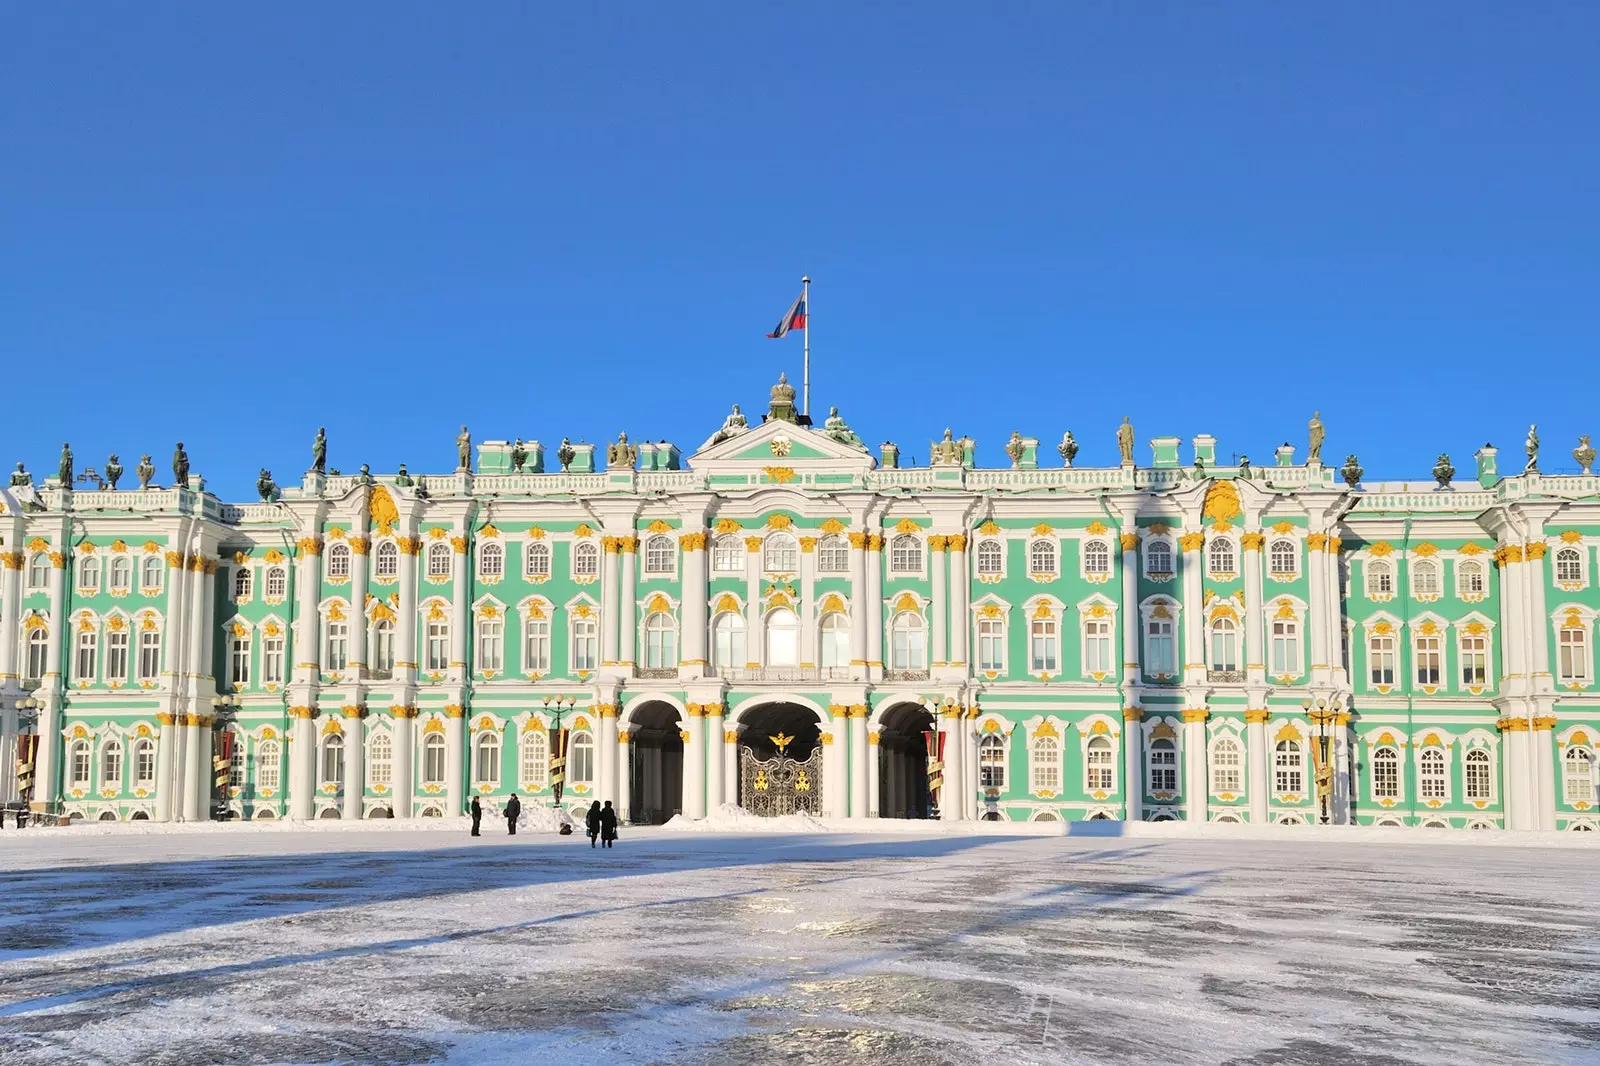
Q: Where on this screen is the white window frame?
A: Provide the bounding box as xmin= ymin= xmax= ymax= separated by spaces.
xmin=141 ymin=556 xmax=165 ymax=593
xmin=1029 ymin=539 xmax=1057 ymax=577
xmin=524 ymin=541 xmax=552 ymax=579
xmin=477 ymin=617 xmax=504 ymax=673
xmin=1456 ymin=558 xmax=1486 ymax=599
xmin=1147 ymin=737 xmax=1177 ymax=793
xmin=816 ymin=535 xmax=849 ymax=573
xmin=474 ymin=731 xmax=502 ymax=786
xmin=1085 ymin=735 xmax=1115 ymax=792
xmin=1273 ymin=739 xmax=1304 ymax=795
xmin=1411 ymin=558 xmax=1441 ymax=599
xmin=571 ymin=541 xmax=599 ymax=579
xmin=1366 ymin=559 xmax=1394 ymax=599
xmin=374 ymin=540 xmax=399 ymax=579
xmin=975 ymin=538 xmax=1005 ymax=578
xmin=1208 ymin=537 xmax=1236 ymax=578
xmin=264 ymin=565 xmax=287 ymax=600
xmin=711 ymin=536 xmax=744 ymax=574
xmin=1371 ymin=744 xmax=1401 ymax=801
xmin=1463 ymin=746 xmax=1493 ymax=803
xmin=711 ymin=611 xmax=746 ymax=670
xmin=888 ymin=534 xmax=923 ymax=575
xmin=1418 ymin=745 xmax=1449 ymax=802
xmin=369 ymin=731 xmax=393 ymax=790
xmin=1563 ymin=746 xmax=1595 ymax=806
xmin=1144 ymin=538 xmax=1174 ymax=579
xmin=1082 ymin=539 xmax=1111 ymax=579
xmin=479 ymin=542 xmax=505 ymax=580
xmin=1029 ymin=735 xmax=1061 ymax=792
xmin=1268 ymin=539 xmax=1298 ymax=578
xmin=571 ymin=615 xmax=598 ymax=672
xmin=763 ymin=533 xmax=799 ymax=575
xmin=643 ymin=611 xmax=676 ymax=669
xmin=888 ymin=610 xmax=925 ymax=671
xmin=426 ymin=542 xmax=453 ymax=579
xmin=643 ymin=535 xmax=676 ymax=576
xmin=325 ymin=542 xmax=351 ymax=580
xmin=520 ymin=727 xmax=549 ymax=790
xmin=77 ymin=555 xmax=101 ymax=594
xmin=1210 ymin=735 xmax=1243 ymax=795
xmin=109 ymin=555 xmax=132 ymax=593
xmin=978 ymin=733 xmax=1006 ymax=790
xmin=523 ymin=615 xmax=551 ymax=673
xmin=1082 ymin=616 xmax=1113 ymax=677
xmin=1554 ymin=546 xmax=1586 ymax=588
xmin=976 ymin=614 xmax=1006 ymax=673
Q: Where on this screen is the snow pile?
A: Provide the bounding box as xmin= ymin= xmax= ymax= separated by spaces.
xmin=662 ymin=803 xmax=832 ymax=834
xmin=517 ymin=805 xmax=577 ymax=833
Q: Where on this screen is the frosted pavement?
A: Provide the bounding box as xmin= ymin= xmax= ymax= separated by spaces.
xmin=1 ymin=825 xmax=1596 ymax=1065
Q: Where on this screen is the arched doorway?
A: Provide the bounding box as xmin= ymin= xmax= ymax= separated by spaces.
xmin=737 ymin=702 xmax=822 ymax=817
xmin=628 ymin=701 xmax=684 ymax=825
xmin=878 ymin=703 xmax=935 ymax=819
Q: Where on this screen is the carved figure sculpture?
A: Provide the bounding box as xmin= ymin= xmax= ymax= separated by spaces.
xmin=312 ymin=427 xmax=327 ymax=474
xmin=58 ymin=443 xmax=73 ymax=486
xmin=822 ymin=406 xmax=865 ymax=449
xmin=257 ymin=469 xmax=277 ymax=502
xmin=10 ymin=462 xmax=31 ymax=488
xmin=457 ymin=426 xmax=472 ymax=471
xmin=1308 ymin=411 xmax=1325 ymax=463
xmin=931 ymin=429 xmax=963 ymax=466
xmin=608 ymin=431 xmax=638 ymax=470
xmin=395 ymin=464 xmax=414 ymax=487
xmin=1117 ymin=417 xmax=1135 ymax=466
xmin=172 ymin=443 xmax=190 ymax=489
xmin=105 ymin=454 xmax=123 ymax=490
xmin=1525 ymin=424 xmax=1539 ymax=472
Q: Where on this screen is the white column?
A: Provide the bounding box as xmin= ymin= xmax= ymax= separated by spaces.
xmin=1243 ymin=533 xmax=1266 ymax=680
xmin=618 ymin=539 xmax=637 ymax=670
xmin=444 ymin=709 xmax=464 ymax=817
xmin=744 ymin=537 xmax=761 ymax=666
xmin=866 ymin=536 xmax=884 ymax=675
xmin=1333 ymin=712 xmax=1352 ymax=824
xmin=1124 ymin=709 xmax=1143 ymax=822
xmin=348 ymin=536 xmax=370 ymax=674
xmin=948 ymin=537 xmax=970 ymax=670
xmin=295 ymin=539 xmax=322 ymax=683
xmin=597 ymin=704 xmax=617 ymax=804
xmin=799 ymin=542 xmax=816 ymax=667
xmin=1534 ymin=721 xmax=1557 ymax=830
xmin=1120 ymin=533 xmax=1141 ymax=685
xmin=154 ymin=711 xmax=177 ymax=821
xmin=393 ymin=710 xmax=414 ymax=817
xmin=449 ymin=538 xmax=469 ymax=681
xmin=182 ymin=713 xmax=204 ymax=821
xmin=1246 ymin=710 xmax=1269 ymax=823
xmin=396 ymin=535 xmax=419 ymax=681
xmin=617 ymin=730 xmax=632 ymax=821
xmin=680 ymin=531 xmax=707 ymax=672
xmin=938 ymin=709 xmax=962 ymax=819
xmin=849 ymin=705 xmax=868 ymax=817
xmin=722 ymin=722 xmax=740 ymax=807
xmin=1183 ymin=710 xmax=1208 ymax=823
xmin=849 ymin=533 xmax=868 ymax=675
xmin=1181 ymin=534 xmax=1204 ymax=679
xmin=823 ymin=707 xmax=846 ymax=817
xmin=684 ymin=706 xmax=706 ymax=818
xmin=34 ymin=550 xmax=68 ymax=805
xmin=0 ymin=552 xmax=21 ymax=684
xmin=866 ymin=727 xmax=880 ymax=816
xmin=930 ymin=538 xmax=948 ymax=667
xmin=342 ymin=708 xmax=365 ymax=820
xmin=290 ymin=708 xmax=315 ymax=819
xmin=600 ymin=539 xmax=621 ymax=666
xmin=705 ymin=704 xmax=725 ymax=813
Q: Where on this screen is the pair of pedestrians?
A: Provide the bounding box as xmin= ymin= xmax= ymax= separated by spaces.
xmin=584 ymin=800 xmax=618 ymax=848
xmin=469 ymin=794 xmax=521 ymax=836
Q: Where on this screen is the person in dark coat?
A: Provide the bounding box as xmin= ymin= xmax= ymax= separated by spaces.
xmin=469 ymin=796 xmax=482 ymax=837
xmin=585 ymin=801 xmax=602 ymax=848
xmin=505 ymin=793 xmax=521 ymax=836
xmin=599 ymin=800 xmax=618 ymax=848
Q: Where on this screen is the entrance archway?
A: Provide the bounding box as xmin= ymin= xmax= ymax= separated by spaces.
xmin=878 ymin=703 xmax=935 ymax=819
xmin=737 ymin=702 xmax=823 ymax=817
xmin=628 ymin=701 xmax=684 ymax=825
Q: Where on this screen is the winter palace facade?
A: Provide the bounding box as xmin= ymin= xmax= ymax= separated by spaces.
xmin=2 ymin=378 xmax=1598 ymax=831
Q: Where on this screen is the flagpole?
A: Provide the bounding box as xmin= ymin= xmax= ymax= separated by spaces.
xmin=801 ymin=275 xmax=811 ymax=418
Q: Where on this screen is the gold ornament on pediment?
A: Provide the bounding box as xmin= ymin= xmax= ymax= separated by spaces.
xmin=326 ymin=601 xmax=347 ymax=621
xmin=893 ymin=517 xmax=922 ymax=534
xmin=327 ymin=526 xmax=348 ymax=541
xmin=479 ymin=603 xmax=500 ymax=619
xmin=762 ymin=466 xmax=797 ymax=484
xmin=978 ymin=520 xmax=1001 ymax=536
xmin=27 ymin=537 xmax=49 ymax=552
xmin=1367 ymin=541 xmax=1394 ymax=557
xmin=1272 ymin=521 xmax=1294 ymax=534
xmin=820 ymin=517 xmax=847 ymax=534
xmin=714 ymin=518 xmax=743 ymax=534
xmin=320 ymin=719 xmax=344 ymax=736
xmin=572 ymin=603 xmax=593 ymax=618
xmin=766 ymin=514 xmax=794 ymax=530
xmin=77 ymin=541 xmax=97 ymax=555
xmin=426 ymin=527 xmax=448 ymax=541
xmin=1034 ymin=720 xmax=1059 ymax=739
xmin=893 ymin=592 xmax=919 ymax=613
xmin=1458 ymin=541 xmax=1486 ymax=556
xmin=1371 ymin=620 xmax=1394 ymax=635
xmin=979 ymin=603 xmax=1003 ymax=618
xmin=1412 ymin=542 xmax=1439 ymax=557
xmin=819 ymin=593 xmax=845 ymax=614
xmin=1032 ymin=601 xmax=1054 ymax=620
xmin=1559 ymin=530 xmax=1583 ymax=544
xmin=1274 ymin=722 xmax=1304 ymax=743
xmin=1274 ymin=600 xmax=1295 ymax=619
xmin=1419 ymin=620 xmax=1438 ymax=635
xmin=713 ymin=593 xmax=740 ymax=614
xmin=646 ymin=592 xmax=671 ymax=614
xmin=1202 ymin=481 xmax=1242 ymax=524
xmin=1085 ymin=520 xmax=1108 ymax=535
xmin=644 ymin=519 xmax=672 ymax=534
xmin=1179 ymin=532 xmax=1205 ymax=552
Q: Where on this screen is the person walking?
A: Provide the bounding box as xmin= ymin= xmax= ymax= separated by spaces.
xmin=469 ymin=795 xmax=482 ymax=837
xmin=585 ymin=801 xmax=602 ymax=848
xmin=599 ymin=800 xmax=619 ymax=848
xmin=505 ymin=793 xmax=521 ymax=836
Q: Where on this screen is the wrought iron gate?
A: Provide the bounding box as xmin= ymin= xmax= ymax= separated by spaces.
xmin=739 ymin=746 xmax=823 ymax=818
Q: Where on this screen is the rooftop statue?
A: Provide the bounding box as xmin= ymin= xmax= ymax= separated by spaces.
xmin=700 ymin=404 xmax=749 ymax=451
xmin=172 ymin=443 xmax=190 ymax=489
xmin=821 ymin=405 xmax=865 ymax=450
xmin=1005 ymin=432 xmax=1025 ymax=468
xmin=257 ymin=469 xmax=277 ymax=502
xmin=311 ymin=427 xmax=327 ymax=474
xmin=768 ymin=373 xmax=798 ymax=424
xmin=931 ymin=428 xmax=963 ymax=466
xmin=608 ymin=431 xmax=638 ymax=470
xmin=1117 ymin=417 xmax=1135 ymax=466
xmin=58 ymin=443 xmax=73 ymax=486
xmin=1576 ymin=435 xmax=1596 ymax=476
xmin=556 ymin=438 xmax=576 ymax=472
xmin=1308 ymin=411 xmax=1325 ymax=463
xmin=1057 ymin=430 xmax=1079 ymax=468
xmin=10 ymin=462 xmax=31 ymax=488
xmin=395 ymin=464 xmax=413 ymax=487
xmin=457 ymin=426 xmax=472 ymax=472
xmin=1525 ymin=424 xmax=1539 ymax=472
xmin=105 ymin=454 xmax=123 ymax=491
xmin=136 ymin=455 xmax=154 ymax=490
xmin=511 ymin=438 xmax=529 ymax=473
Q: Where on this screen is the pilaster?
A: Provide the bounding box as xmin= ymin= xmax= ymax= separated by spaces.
xmin=342 ymin=705 xmax=366 ymax=820
xmin=1245 ymin=708 xmax=1270 ymax=823
xmin=704 ymin=702 xmax=725 ymax=812
xmin=1123 ymin=706 xmax=1143 ymax=822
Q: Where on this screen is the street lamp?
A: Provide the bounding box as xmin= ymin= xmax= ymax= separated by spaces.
xmin=1301 ymin=695 xmax=1343 ymax=825
xmin=542 ymin=695 xmax=576 ymax=808
xmin=210 ymin=694 xmax=241 ymax=820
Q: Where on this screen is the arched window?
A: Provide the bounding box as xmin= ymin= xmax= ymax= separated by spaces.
xmin=374 ymin=540 xmax=399 ymax=578
xmin=523 ymin=614 xmax=550 ymax=673
xmin=425 ymin=616 xmax=449 ymax=672
xmin=1208 ymin=538 xmax=1235 ymax=577
xmin=1029 ymin=540 xmax=1056 ymax=576
xmin=1209 ymin=617 xmax=1239 ymax=672
xmin=889 ymin=611 xmax=925 ymax=671
xmin=264 ymin=565 xmax=286 ymax=600
xmin=712 ymin=612 xmax=745 ymax=670
xmin=1558 ymin=624 xmax=1590 ymax=685
xmin=141 ymin=555 xmax=164 ymax=592
xmin=1145 ymin=615 xmax=1175 ymax=676
xmin=24 ymin=625 xmax=48 ymax=681
xmin=1086 ymin=735 xmax=1114 ymax=791
xmin=571 ymin=616 xmax=598 ymax=672
xmin=109 ymin=555 xmax=132 ymax=592
xmin=133 ymin=738 xmax=156 ymax=787
xmin=69 ymin=740 xmax=91 ymax=789
xmin=976 ymin=539 xmax=1004 ymax=576
xmin=1148 ymin=738 xmax=1177 ymax=792
xmin=1083 ymin=540 xmax=1110 ymax=577
xmin=1460 ymin=629 xmax=1487 ymax=687
xmin=1269 ymin=539 xmax=1297 ymax=576
xmin=321 ymin=734 xmax=344 ymax=786
xmin=520 ymin=728 xmax=548 ymax=790
xmin=524 ymin=541 xmax=551 ymax=579
xmin=644 ymin=535 xmax=675 ymax=575
xmin=422 ymin=733 xmax=447 ymax=786
xmin=1464 ymin=748 xmax=1491 ymax=801
xmin=1274 ymin=740 xmax=1303 ymax=794
xmin=1555 ymin=547 xmax=1584 ymax=585
xmin=572 ymin=541 xmax=599 ymax=577
xmin=369 ymin=732 xmax=393 ymax=790
xmin=1030 ymin=734 xmax=1060 ymax=791
xmin=257 ymin=739 xmax=281 ymax=793
xmin=1083 ymin=617 xmax=1113 ymax=675
xmin=234 ymin=568 xmax=252 ymax=601
xmin=765 ymin=607 xmax=800 ymax=666
xmin=1369 ymin=631 xmax=1397 ymax=686
xmin=371 ymin=618 xmax=394 ymax=674
xmin=28 ymin=552 xmax=49 ymax=589
xmin=78 ymin=555 xmax=101 ymax=593
xmin=101 ymin=740 xmax=123 ymax=791
xmin=326 ymin=542 xmax=351 ymax=580
xmin=1419 ymin=747 xmax=1447 ymax=800
xmin=475 ymin=731 xmax=501 ymax=786
xmin=643 ymin=611 xmax=676 ymax=669
xmin=1563 ymin=747 xmax=1594 ymax=805
xmin=1029 ymin=615 xmax=1058 ymax=673
xmin=75 ymin=626 xmax=99 ymax=682
xmin=1413 ymin=559 xmax=1440 ymax=597
xmin=817 ymin=536 xmax=848 ymax=573
xmin=479 ymin=542 xmax=504 ymax=579
xmin=570 ymin=733 xmax=595 ymax=786
xmin=477 ymin=617 xmax=503 ymax=672
xmin=1210 ymin=737 xmax=1242 ymax=794
xmin=979 ymin=734 xmax=1006 ymax=789
xmin=1457 ymin=559 xmax=1485 ymax=597
xmin=819 ymin=612 xmax=849 ymax=668
xmin=1145 ymin=540 xmax=1173 ymax=577
xmin=426 ymin=542 xmax=452 ymax=579
xmin=889 ymin=534 xmax=922 ymax=574
xmin=1372 ymin=745 xmax=1400 ymax=800
xmin=1270 ymin=617 xmax=1299 ymax=676
xmin=712 ymin=536 xmax=743 ymax=574
xmin=1366 ymin=560 xmax=1393 ymax=597
xmin=977 ymin=614 xmax=1005 ymax=673
xmin=763 ymin=533 xmax=798 ymax=574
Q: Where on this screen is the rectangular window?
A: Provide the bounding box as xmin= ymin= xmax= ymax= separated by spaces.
xmin=977 ymin=617 xmax=1005 ymax=673
xmin=1460 ymin=634 xmax=1487 ymax=687
xmin=1369 ymin=635 xmax=1396 ymax=687
xmin=325 ymin=622 xmax=348 ymax=672
xmin=1029 ymin=619 xmax=1058 ymax=673
xmin=1084 ymin=620 xmax=1112 ymax=676
xmin=75 ymin=631 xmax=98 ymax=683
xmin=106 ymin=629 xmax=129 ymax=682
xmin=71 ymin=746 xmax=91 ymax=788
xmin=1270 ymin=619 xmax=1299 ymax=676
xmin=572 ymin=619 xmax=598 ymax=672
xmin=137 ymin=630 xmax=161 ymax=681
xmin=1558 ymin=628 xmax=1588 ymax=684
xmin=262 ymin=637 xmax=285 ymax=685
xmin=230 ymin=637 xmax=251 ymax=686
xmin=1145 ymin=619 xmax=1175 ymax=676
xmin=478 ymin=620 xmax=503 ymax=672
xmin=257 ymin=743 xmax=281 ymax=793
xmin=1415 ymin=635 xmax=1441 ymax=686
xmin=524 ymin=619 xmax=551 ymax=673
xmin=135 ymin=743 xmax=155 ymax=786
xmin=1464 ymin=752 xmax=1492 ymax=801
xmin=426 ymin=621 xmax=449 ymax=672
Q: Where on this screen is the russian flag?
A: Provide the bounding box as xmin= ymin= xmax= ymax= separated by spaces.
xmin=766 ymin=292 xmax=807 ymax=338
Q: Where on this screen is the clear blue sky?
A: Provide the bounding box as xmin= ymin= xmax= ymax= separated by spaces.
xmin=4 ymin=4 xmax=1596 ymax=495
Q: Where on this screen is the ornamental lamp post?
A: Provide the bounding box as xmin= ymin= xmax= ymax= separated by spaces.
xmin=543 ymin=695 xmax=576 ymax=809
xmin=1301 ymin=695 xmax=1342 ymax=825
xmin=211 ymin=694 xmax=241 ymax=820
xmin=14 ymin=697 xmax=42 ymax=822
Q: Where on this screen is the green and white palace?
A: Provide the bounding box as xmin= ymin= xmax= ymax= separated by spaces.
xmin=3 ymin=377 xmax=1599 ymax=830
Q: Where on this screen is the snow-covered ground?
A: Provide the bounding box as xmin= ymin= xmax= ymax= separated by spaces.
xmin=1 ymin=824 xmax=1596 ymax=1065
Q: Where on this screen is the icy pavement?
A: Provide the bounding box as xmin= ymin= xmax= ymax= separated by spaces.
xmin=0 ymin=826 xmax=1596 ymax=1065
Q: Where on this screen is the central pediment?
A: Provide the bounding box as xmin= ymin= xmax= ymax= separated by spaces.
xmin=688 ymin=416 xmax=875 ymax=477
